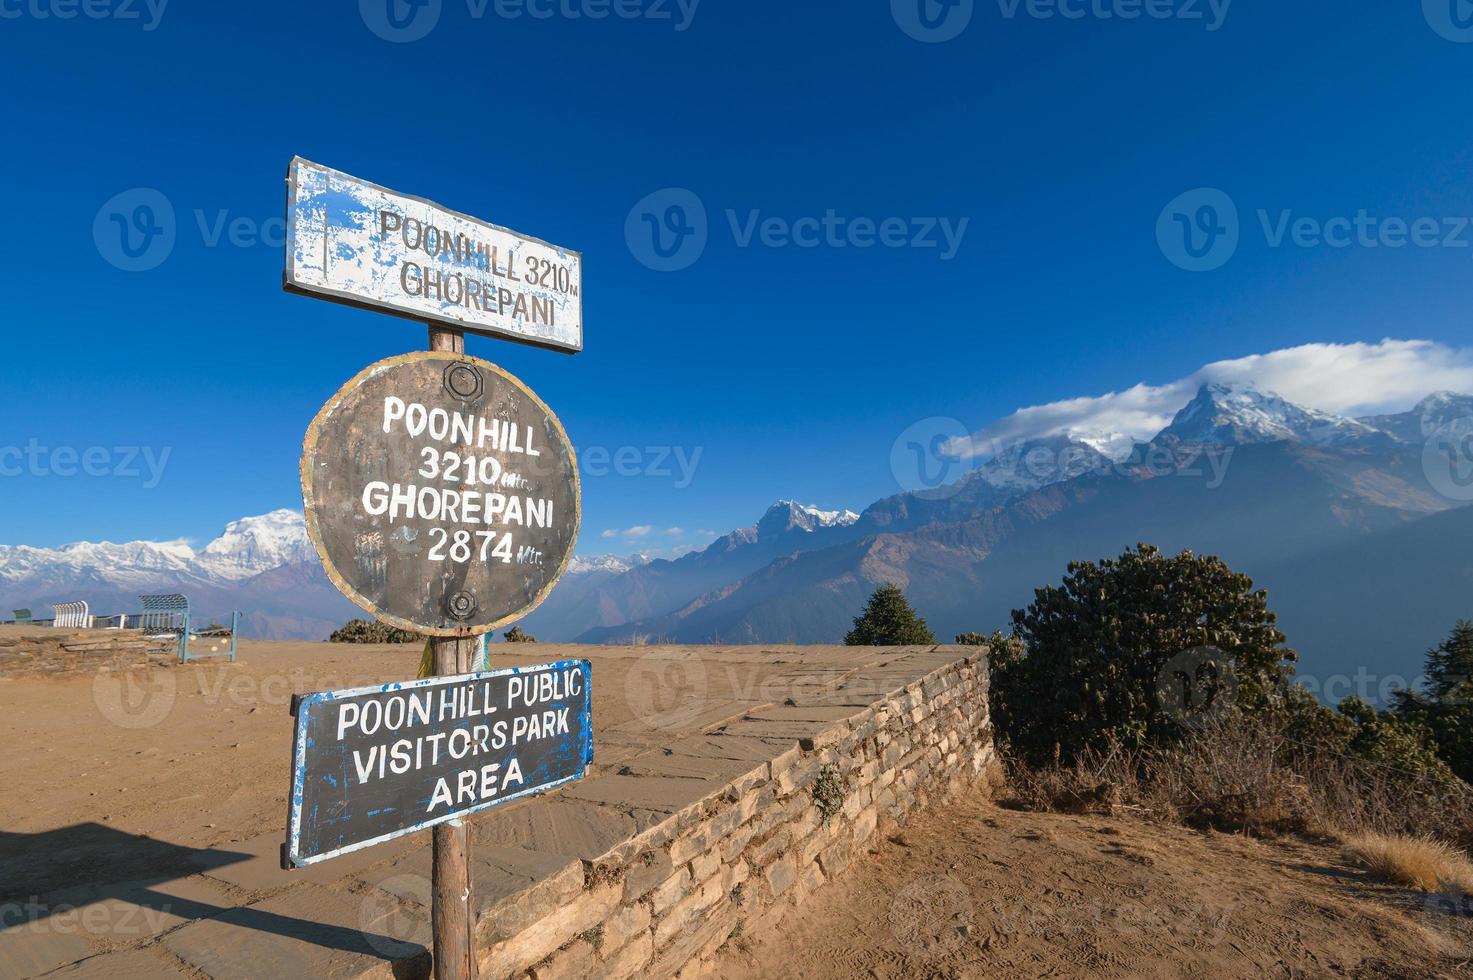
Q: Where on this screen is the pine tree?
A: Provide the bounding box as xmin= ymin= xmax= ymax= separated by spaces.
xmin=1417 ymin=620 xmax=1473 ymax=784
xmin=845 ymin=584 xmax=936 ymax=646
xmin=1427 ymin=620 xmax=1473 ymax=702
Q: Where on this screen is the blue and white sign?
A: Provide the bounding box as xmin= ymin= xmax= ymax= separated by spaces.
xmin=286 ymin=658 xmax=593 ymax=866
xmin=284 ymin=157 xmax=583 ymax=353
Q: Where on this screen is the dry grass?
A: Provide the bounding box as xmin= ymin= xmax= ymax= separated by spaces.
xmin=1002 ymin=710 xmax=1473 ymax=853
xmin=1344 ymin=833 xmax=1473 ymax=894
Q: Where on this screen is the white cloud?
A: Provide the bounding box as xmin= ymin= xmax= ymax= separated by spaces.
xmin=601 ymin=525 xmax=654 ymax=539
xmin=948 ymin=339 xmax=1473 ymax=459
xmin=664 ymin=527 xmax=684 ymax=536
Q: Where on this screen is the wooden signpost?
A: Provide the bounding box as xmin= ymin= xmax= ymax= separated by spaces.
xmin=283 ymin=160 xmax=585 ymax=980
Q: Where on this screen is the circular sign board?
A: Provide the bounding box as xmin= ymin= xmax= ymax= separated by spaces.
xmin=301 ymin=351 xmax=580 ymax=636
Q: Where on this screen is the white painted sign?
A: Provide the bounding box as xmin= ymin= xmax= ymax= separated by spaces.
xmin=284 ymin=157 xmax=582 ymax=353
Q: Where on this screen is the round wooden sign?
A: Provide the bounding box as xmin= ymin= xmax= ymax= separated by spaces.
xmin=301 ymin=351 xmax=580 ymax=636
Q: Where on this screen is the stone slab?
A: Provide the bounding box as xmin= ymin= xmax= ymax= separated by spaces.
xmin=162 ymin=883 xmax=428 ymax=980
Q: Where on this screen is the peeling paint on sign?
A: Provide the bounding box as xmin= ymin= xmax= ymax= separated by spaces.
xmin=301 ymin=351 xmax=580 ymax=636
xmin=286 ymin=659 xmax=593 ymax=866
xmin=284 ymin=157 xmax=583 ymax=353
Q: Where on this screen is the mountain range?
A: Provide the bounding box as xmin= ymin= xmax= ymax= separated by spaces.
xmin=3 ymin=383 xmax=1471 ymax=695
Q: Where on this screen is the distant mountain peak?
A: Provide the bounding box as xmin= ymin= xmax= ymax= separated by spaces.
xmin=1158 ymin=382 xmax=1381 ymax=448
xmin=974 ymin=433 xmax=1114 ymax=493
xmin=758 ymin=500 xmax=860 ymax=537
xmin=199 ymin=509 xmax=315 ymax=574
xmin=567 ymin=552 xmax=653 ymax=576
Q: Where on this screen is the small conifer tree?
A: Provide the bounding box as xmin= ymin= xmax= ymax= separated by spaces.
xmin=845 ymin=584 xmax=936 ymax=646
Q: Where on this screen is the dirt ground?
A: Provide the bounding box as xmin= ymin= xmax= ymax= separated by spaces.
xmin=0 ymin=635 xmax=672 ymax=898
xmin=708 ymin=794 xmax=1473 ymax=979
xmin=7 ymin=632 xmax=1472 ymax=978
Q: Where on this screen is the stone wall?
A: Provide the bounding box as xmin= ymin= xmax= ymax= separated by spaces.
xmin=483 ymin=648 xmax=996 ymax=979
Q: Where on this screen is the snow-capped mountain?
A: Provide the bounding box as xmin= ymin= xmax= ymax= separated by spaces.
xmin=756 ymin=500 xmax=859 ymax=537
xmin=567 ymin=553 xmax=654 ymax=576
xmin=1357 ymin=391 xmax=1473 ymax=443
xmin=973 ymin=434 xmax=1115 ymax=493
xmin=0 ymin=509 xmax=314 ymax=592
xmin=198 ymin=509 xmax=316 ymax=578
xmin=1156 ymin=383 xmax=1385 ymax=448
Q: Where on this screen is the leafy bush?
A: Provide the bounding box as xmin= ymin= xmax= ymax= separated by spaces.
xmin=992 ymin=545 xmax=1473 ymax=851
xmin=329 ymin=619 xmax=422 ymax=644
xmin=503 ymin=625 xmax=537 ymax=643
xmin=845 ymin=584 xmax=936 ymax=646
xmin=994 ymin=544 xmax=1295 ymax=767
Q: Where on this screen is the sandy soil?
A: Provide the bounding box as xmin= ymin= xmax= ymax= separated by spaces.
xmin=708 ymin=794 xmax=1473 ymax=979
xmin=0 ymin=637 xmax=667 ymax=898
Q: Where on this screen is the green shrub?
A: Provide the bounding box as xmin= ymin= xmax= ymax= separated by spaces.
xmin=328 ymin=619 xmax=422 ymax=644
xmin=995 ymin=544 xmax=1294 ymax=767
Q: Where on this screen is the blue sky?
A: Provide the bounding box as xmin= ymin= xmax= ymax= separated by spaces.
xmin=3 ymin=0 xmax=1472 ymax=555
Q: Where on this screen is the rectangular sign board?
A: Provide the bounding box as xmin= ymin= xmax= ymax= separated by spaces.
xmin=286 ymin=659 xmax=592 ymax=867
xmin=284 ymin=157 xmax=583 ymax=353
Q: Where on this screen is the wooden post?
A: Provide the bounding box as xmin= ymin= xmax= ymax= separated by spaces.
xmin=428 ymin=324 xmax=478 ymax=980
